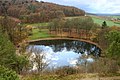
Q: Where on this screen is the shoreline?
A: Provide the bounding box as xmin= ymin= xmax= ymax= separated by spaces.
xmin=27 ymin=37 xmax=102 ymax=50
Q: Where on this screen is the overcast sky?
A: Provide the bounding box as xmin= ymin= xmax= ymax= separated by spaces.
xmin=37 ymin=0 xmax=120 ymax=14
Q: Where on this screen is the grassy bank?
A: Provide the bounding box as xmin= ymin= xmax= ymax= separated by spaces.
xmin=22 ymin=73 xmax=98 ymax=80
xmin=90 ymin=16 xmax=120 ymax=27
xmin=29 ymin=29 xmax=56 ymax=40
xmin=65 ymin=15 xmax=120 ymax=27
xmin=109 ymin=16 xmax=120 ymax=19
xmin=23 ymin=22 xmax=49 ymax=27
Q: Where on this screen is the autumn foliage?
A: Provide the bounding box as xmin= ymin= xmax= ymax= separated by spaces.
xmin=0 ymin=0 xmax=85 ymax=23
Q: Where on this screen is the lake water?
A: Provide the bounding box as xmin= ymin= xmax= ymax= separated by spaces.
xmin=28 ymin=39 xmax=101 ymax=70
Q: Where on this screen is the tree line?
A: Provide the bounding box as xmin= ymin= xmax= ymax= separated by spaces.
xmin=0 ymin=0 xmax=85 ymax=23
xmin=49 ymin=16 xmax=100 ymax=39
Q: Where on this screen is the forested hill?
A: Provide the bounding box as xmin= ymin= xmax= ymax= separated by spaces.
xmin=0 ymin=0 xmax=85 ymax=23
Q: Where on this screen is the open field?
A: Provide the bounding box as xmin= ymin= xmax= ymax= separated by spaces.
xmin=65 ymin=16 xmax=84 ymax=19
xmin=29 ymin=29 xmax=56 ymax=40
xmin=109 ymin=16 xmax=120 ymax=19
xmin=23 ymin=22 xmax=49 ymax=27
xmin=90 ymin=15 xmax=120 ymax=27
xmin=66 ymin=15 xmax=120 ymax=27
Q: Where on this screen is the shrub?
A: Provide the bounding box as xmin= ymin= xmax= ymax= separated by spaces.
xmin=87 ymin=58 xmax=119 ymax=73
xmin=0 ymin=65 xmax=19 ymax=80
xmin=55 ymin=66 xmax=77 ymax=76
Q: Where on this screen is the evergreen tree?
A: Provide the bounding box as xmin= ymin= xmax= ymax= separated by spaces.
xmin=0 ymin=28 xmax=28 ymax=74
xmin=102 ymin=21 xmax=107 ymax=29
xmin=0 ymin=65 xmax=19 ymax=80
xmin=106 ymin=30 xmax=120 ymax=65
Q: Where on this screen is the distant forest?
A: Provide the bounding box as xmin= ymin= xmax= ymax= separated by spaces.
xmin=0 ymin=0 xmax=85 ymax=23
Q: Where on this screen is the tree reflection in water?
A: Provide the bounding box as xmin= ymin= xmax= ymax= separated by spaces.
xmin=28 ymin=39 xmax=101 ymax=68
xmin=30 ymin=39 xmax=101 ymax=57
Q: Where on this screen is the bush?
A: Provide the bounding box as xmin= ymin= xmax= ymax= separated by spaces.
xmin=87 ymin=58 xmax=119 ymax=73
xmin=0 ymin=29 xmax=29 ymax=74
xmin=0 ymin=65 xmax=19 ymax=80
xmin=55 ymin=66 xmax=77 ymax=76
xmin=0 ymin=31 xmax=17 ymax=69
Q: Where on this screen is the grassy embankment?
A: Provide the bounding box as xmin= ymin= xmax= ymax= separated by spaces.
xmin=24 ymin=22 xmax=56 ymax=40
xmin=90 ymin=15 xmax=120 ymax=27
xmin=65 ymin=15 xmax=120 ymax=27
xmin=109 ymin=16 xmax=120 ymax=19
xmin=29 ymin=29 xmax=56 ymax=40
xmin=24 ymin=22 xmax=49 ymax=27
xmin=108 ymin=16 xmax=120 ymax=24
xmin=22 ymin=73 xmax=99 ymax=80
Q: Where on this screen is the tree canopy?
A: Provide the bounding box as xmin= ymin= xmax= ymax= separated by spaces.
xmin=0 ymin=28 xmax=28 ymax=74
xmin=0 ymin=65 xmax=19 ymax=80
xmin=106 ymin=30 xmax=120 ymax=64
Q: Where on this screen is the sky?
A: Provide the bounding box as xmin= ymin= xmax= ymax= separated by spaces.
xmin=30 ymin=45 xmax=94 ymax=70
xmin=37 ymin=0 xmax=120 ymax=14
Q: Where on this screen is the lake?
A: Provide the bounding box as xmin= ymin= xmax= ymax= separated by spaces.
xmin=28 ymin=39 xmax=101 ymax=70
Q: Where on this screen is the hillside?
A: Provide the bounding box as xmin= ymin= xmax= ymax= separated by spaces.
xmin=86 ymin=12 xmax=120 ymax=27
xmin=0 ymin=0 xmax=85 ymax=23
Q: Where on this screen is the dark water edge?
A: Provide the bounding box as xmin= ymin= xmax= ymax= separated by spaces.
xmin=29 ymin=39 xmax=101 ymax=57
xmin=27 ymin=39 xmax=101 ymax=68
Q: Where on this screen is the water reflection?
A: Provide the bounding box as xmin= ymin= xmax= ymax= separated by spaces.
xmin=28 ymin=39 xmax=101 ymax=69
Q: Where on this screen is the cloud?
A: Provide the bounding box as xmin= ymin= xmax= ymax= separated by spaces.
xmin=38 ymin=0 xmax=120 ymax=13
xmin=86 ymin=57 xmax=94 ymax=63
xmin=85 ymin=0 xmax=120 ymax=13
xmin=68 ymin=59 xmax=78 ymax=66
xmin=29 ymin=45 xmax=96 ymax=70
xmin=51 ymin=57 xmax=59 ymax=61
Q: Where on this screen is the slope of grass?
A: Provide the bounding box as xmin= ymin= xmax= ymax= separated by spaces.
xmin=109 ymin=16 xmax=120 ymax=19
xmin=91 ymin=16 xmax=120 ymax=27
xmin=22 ymin=73 xmax=98 ymax=80
xmin=23 ymin=22 xmax=49 ymax=27
xmin=66 ymin=15 xmax=120 ymax=27
xmin=29 ymin=29 xmax=55 ymax=40
xmin=65 ymin=16 xmax=84 ymax=19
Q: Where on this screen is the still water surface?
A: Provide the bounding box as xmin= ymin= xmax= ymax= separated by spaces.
xmin=28 ymin=39 xmax=101 ymax=69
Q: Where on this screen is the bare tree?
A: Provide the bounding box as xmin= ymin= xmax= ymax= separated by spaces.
xmin=29 ymin=46 xmax=49 ymax=73
xmin=76 ymin=54 xmax=89 ymax=73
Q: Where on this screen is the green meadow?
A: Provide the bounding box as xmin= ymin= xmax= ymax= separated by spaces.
xmin=24 ymin=22 xmax=49 ymax=27
xmin=91 ymin=16 xmax=120 ymax=27
xmin=29 ymin=29 xmax=55 ymax=40
xmin=109 ymin=16 xmax=120 ymax=19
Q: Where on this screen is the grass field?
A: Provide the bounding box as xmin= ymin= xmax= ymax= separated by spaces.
xmin=90 ymin=16 xmax=120 ymax=27
xmin=29 ymin=29 xmax=55 ymax=40
xmin=66 ymin=15 xmax=120 ymax=27
xmin=24 ymin=22 xmax=49 ymax=27
xmin=109 ymin=16 xmax=120 ymax=19
xmin=65 ymin=16 xmax=84 ymax=19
